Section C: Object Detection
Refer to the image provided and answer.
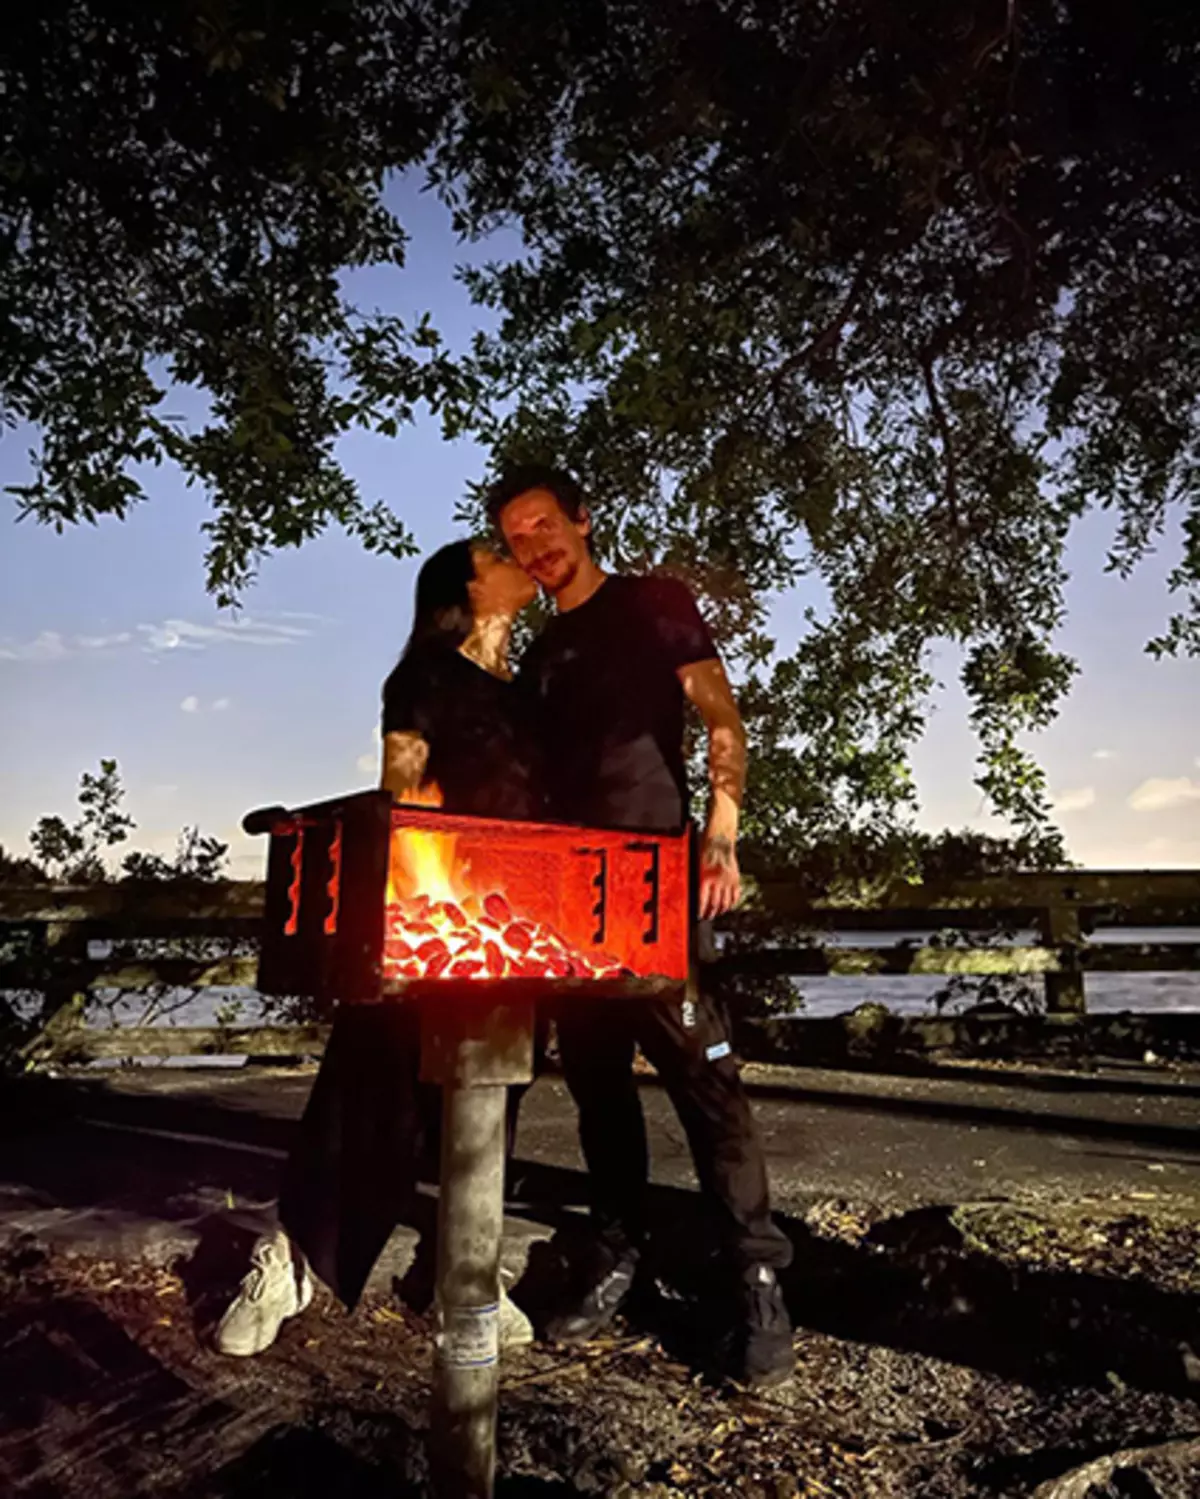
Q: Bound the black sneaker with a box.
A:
[545,1247,640,1344]
[723,1264,795,1388]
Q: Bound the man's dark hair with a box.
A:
[484,464,589,531]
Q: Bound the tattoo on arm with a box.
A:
[381,732,429,797]
[709,722,747,807]
[705,834,736,868]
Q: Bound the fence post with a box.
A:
[1040,903,1086,1014]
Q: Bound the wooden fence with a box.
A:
[2,869,1199,1070]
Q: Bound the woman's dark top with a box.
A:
[381,647,541,820]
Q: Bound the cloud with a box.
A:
[1092,749,1118,761]
[1128,777,1200,813]
[0,613,314,664]
[212,697,231,711]
[137,616,312,653]
[0,630,70,662]
[76,631,134,650]
[356,725,383,778]
[180,695,200,713]
[1052,786,1096,813]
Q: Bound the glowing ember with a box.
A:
[383,785,630,982]
[384,890,629,981]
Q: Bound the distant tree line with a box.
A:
[0,760,229,886]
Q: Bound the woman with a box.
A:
[215,540,540,1357]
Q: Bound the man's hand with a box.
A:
[700,829,742,921]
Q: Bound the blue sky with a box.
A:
[2,179,1197,877]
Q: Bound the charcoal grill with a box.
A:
[244,788,692,1005]
[242,788,695,1498]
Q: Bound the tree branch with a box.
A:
[763,256,873,403]
[920,348,962,534]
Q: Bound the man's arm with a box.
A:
[381,730,429,798]
[677,656,746,920]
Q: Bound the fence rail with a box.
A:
[3,870,1198,1069]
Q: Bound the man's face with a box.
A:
[498,488,592,596]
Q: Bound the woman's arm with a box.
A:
[381,730,430,798]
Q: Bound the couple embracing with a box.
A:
[215,466,795,1391]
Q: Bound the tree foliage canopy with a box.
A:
[435,0,1199,861]
[4,1,1198,865]
[1,0,462,600]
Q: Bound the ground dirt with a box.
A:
[4,1192,1200,1498]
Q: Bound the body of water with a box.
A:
[786,925,1200,1018]
[82,927,1200,1031]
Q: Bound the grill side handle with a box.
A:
[242,804,295,838]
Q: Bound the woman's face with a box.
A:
[469,546,537,618]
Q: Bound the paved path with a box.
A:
[2,1058,1198,1285]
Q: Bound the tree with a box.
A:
[19,759,229,883]
[28,758,135,881]
[121,826,230,883]
[7,2,1198,867]
[431,0,1199,863]
[0,846,50,887]
[0,0,467,602]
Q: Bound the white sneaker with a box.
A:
[499,1285,534,1349]
[433,1285,534,1353]
[214,1230,314,1357]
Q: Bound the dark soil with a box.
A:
[3,1194,1200,1498]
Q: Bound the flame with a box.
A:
[383,785,630,983]
[386,783,463,907]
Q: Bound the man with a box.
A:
[487,464,795,1389]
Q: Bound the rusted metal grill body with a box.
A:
[248,789,691,1005]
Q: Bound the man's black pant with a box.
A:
[554,983,792,1272]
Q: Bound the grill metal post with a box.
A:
[420,996,536,1499]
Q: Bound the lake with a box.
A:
[81,927,1200,1033]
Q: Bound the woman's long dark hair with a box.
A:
[399,540,476,662]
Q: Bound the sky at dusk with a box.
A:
[1,177,1197,879]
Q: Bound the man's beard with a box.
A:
[542,553,579,597]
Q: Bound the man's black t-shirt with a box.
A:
[518,574,717,831]
[381,648,541,820]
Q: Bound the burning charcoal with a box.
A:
[384,940,415,962]
[408,920,438,937]
[569,954,595,977]
[454,930,483,954]
[425,950,452,978]
[483,893,513,925]
[447,959,484,978]
[504,923,533,955]
[545,953,572,978]
[417,937,450,963]
[438,901,468,927]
